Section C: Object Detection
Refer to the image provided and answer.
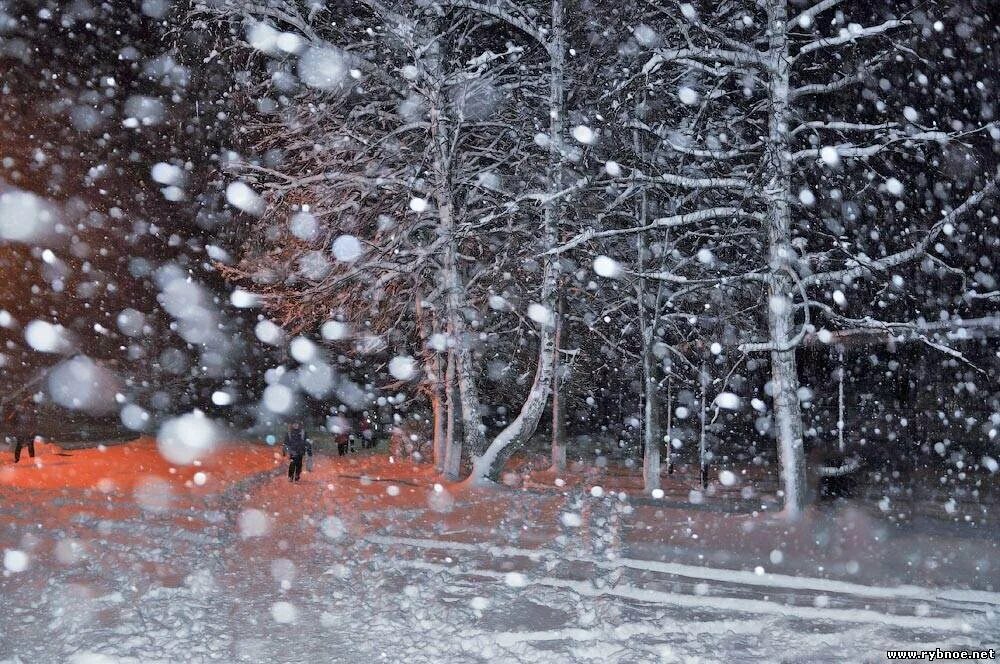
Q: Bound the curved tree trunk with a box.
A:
[467,274,559,482]
[464,0,565,484]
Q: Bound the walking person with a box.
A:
[360,412,374,450]
[282,420,312,482]
[2,402,14,460]
[10,398,38,464]
[333,416,354,456]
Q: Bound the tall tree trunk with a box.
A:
[443,351,462,480]
[415,291,447,472]
[764,0,808,518]
[465,0,564,484]
[837,347,845,454]
[642,348,661,492]
[637,190,660,492]
[430,355,446,472]
[551,296,567,472]
[699,358,708,489]
[665,376,674,474]
[420,11,489,460]
[443,231,487,457]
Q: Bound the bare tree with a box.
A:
[550,0,997,515]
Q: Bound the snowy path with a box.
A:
[363,534,997,629]
[1,443,997,663]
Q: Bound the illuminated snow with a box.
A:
[593,255,621,278]
[225,182,265,216]
[156,412,220,465]
[331,234,363,262]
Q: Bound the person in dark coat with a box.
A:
[282,421,312,482]
[9,399,38,463]
[360,412,374,449]
[2,404,13,458]
[332,417,352,456]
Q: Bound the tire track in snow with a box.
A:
[364,534,1000,608]
[365,534,995,633]
[393,557,976,632]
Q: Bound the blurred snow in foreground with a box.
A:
[1,441,997,663]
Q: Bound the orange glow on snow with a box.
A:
[0,437,278,492]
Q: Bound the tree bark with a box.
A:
[465,0,564,484]
[444,234,488,457]
[443,351,463,480]
[420,11,489,460]
[837,347,845,454]
[551,296,567,472]
[699,358,708,489]
[637,191,660,492]
[430,357,446,472]
[415,291,447,472]
[665,376,674,474]
[764,0,808,518]
[642,351,661,492]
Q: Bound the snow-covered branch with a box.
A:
[631,172,749,190]
[804,312,1000,346]
[543,207,763,255]
[790,128,958,162]
[738,268,811,353]
[804,173,1000,287]
[790,121,899,137]
[801,308,998,375]
[790,55,887,99]
[796,20,907,59]
[787,0,844,29]
[441,0,551,54]
[791,143,890,162]
[643,47,767,75]
[628,120,761,159]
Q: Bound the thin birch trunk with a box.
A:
[430,355,446,472]
[699,358,708,489]
[445,238,487,457]
[764,0,808,518]
[637,194,660,492]
[551,296,567,472]
[837,347,845,454]
[443,351,462,480]
[642,347,661,492]
[415,291,447,472]
[466,0,564,483]
[665,376,674,474]
[421,12,489,460]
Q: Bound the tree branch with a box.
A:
[804,172,999,287]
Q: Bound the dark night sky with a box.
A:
[0,0,264,418]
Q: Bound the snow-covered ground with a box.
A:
[2,440,998,663]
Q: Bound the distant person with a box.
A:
[360,412,374,449]
[336,426,350,456]
[10,399,38,464]
[282,421,312,483]
[2,403,13,458]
